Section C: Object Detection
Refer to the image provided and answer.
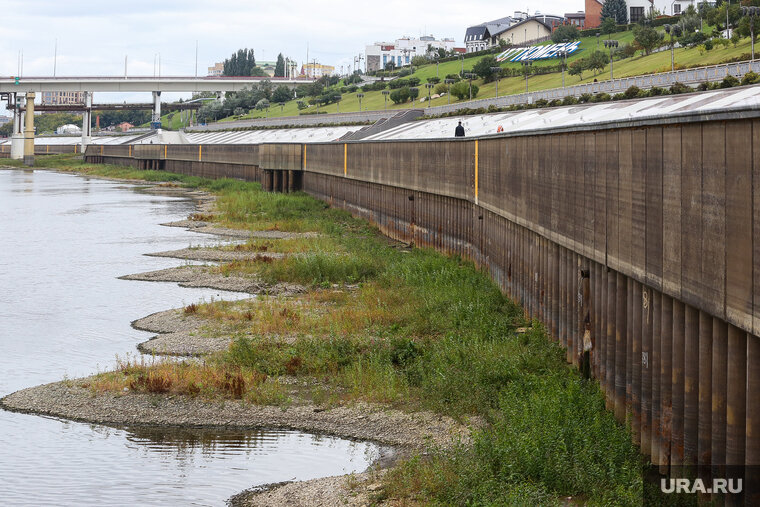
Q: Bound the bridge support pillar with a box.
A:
[81,91,93,151]
[10,94,25,160]
[152,91,162,128]
[23,92,35,166]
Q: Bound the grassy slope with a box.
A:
[13,154,648,505]
[183,28,753,126]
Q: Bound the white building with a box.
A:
[365,35,457,72]
[464,12,564,53]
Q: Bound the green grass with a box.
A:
[48,156,646,504]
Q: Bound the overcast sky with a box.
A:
[2,0,582,112]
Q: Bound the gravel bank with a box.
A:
[0,383,472,451]
[161,219,320,240]
[133,308,237,356]
[146,247,285,263]
[120,265,306,296]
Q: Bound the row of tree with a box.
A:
[222,48,291,77]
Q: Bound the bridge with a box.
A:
[74,87,760,502]
[0,75,314,163]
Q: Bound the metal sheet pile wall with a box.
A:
[300,124,760,478]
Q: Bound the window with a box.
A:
[673,3,681,14]
[630,6,645,22]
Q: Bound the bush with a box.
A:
[450,81,471,100]
[720,74,740,88]
[623,85,642,99]
[742,71,760,85]
[562,95,578,105]
[590,92,611,102]
[390,87,410,104]
[647,86,668,96]
[407,77,421,87]
[398,68,412,77]
[434,83,449,95]
[388,78,409,89]
[703,39,713,51]
[552,24,579,43]
[445,73,461,82]
[579,93,593,103]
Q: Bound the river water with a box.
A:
[0,169,378,506]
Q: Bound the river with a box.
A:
[0,168,378,506]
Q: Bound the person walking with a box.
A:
[454,120,465,137]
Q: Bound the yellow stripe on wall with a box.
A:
[199,145,202,162]
[474,140,479,204]
[344,143,347,176]
[303,145,307,170]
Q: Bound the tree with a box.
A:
[385,61,396,71]
[633,25,664,55]
[274,53,285,77]
[738,14,760,42]
[250,66,268,77]
[255,99,270,110]
[449,81,479,100]
[568,59,588,80]
[389,87,409,104]
[588,50,609,76]
[552,24,580,43]
[601,0,628,24]
[472,55,499,82]
[272,85,293,103]
[223,48,256,76]
[600,17,617,35]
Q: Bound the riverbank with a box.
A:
[1,156,646,505]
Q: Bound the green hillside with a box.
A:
[161,26,756,127]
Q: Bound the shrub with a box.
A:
[450,81,471,100]
[434,83,449,95]
[741,71,760,85]
[720,74,740,88]
[579,93,593,103]
[623,85,642,99]
[388,78,409,89]
[390,87,410,104]
[647,86,668,96]
[407,77,421,87]
[562,95,578,105]
[590,92,611,102]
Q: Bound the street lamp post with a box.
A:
[356,92,365,111]
[425,82,435,105]
[334,95,341,113]
[444,78,455,104]
[464,73,476,100]
[521,61,533,93]
[557,50,568,88]
[596,32,601,48]
[490,66,501,97]
[603,40,619,79]
[279,101,285,112]
[408,87,418,109]
[742,6,760,60]
[459,54,464,75]
[435,55,440,78]
[381,90,389,110]
[663,24,683,72]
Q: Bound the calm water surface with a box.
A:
[0,169,378,506]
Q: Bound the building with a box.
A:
[0,115,10,126]
[585,0,698,28]
[300,63,335,79]
[565,11,586,27]
[257,61,277,77]
[464,13,564,53]
[40,91,86,106]
[365,35,457,72]
[207,63,224,76]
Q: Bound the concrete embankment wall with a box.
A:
[0,144,84,157]
[84,118,760,479]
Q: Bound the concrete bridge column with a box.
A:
[23,92,35,166]
[152,91,162,126]
[81,91,92,151]
[10,94,25,160]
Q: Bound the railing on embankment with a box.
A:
[0,144,84,157]
[85,143,261,182]
[84,115,760,486]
